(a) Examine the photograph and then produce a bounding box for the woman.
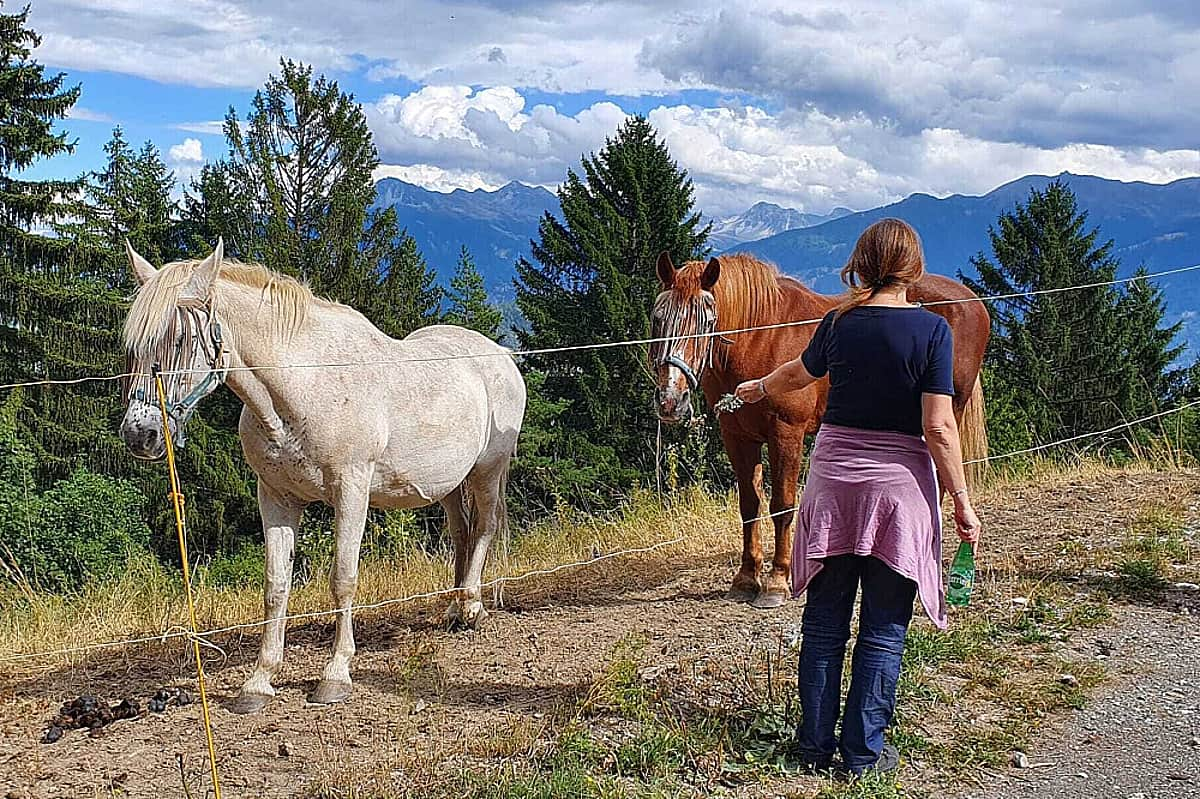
[734,218,981,776]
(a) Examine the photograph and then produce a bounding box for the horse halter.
[649,292,718,392]
[124,301,227,429]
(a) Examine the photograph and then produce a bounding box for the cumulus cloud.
[366,85,627,187]
[166,138,205,191]
[372,164,503,193]
[370,85,1200,216]
[168,138,204,163]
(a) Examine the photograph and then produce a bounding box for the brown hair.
[835,218,926,318]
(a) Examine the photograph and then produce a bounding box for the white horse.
[118,240,526,714]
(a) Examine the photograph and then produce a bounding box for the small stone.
[41,726,63,744]
[1060,674,1080,687]
[278,741,292,758]
[1011,596,1029,606]
[1010,751,1030,768]
[412,699,427,714]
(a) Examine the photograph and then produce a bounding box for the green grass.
[1102,502,1194,598]
[812,772,911,799]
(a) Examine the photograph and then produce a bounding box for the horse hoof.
[226,691,271,715]
[308,680,353,706]
[725,585,759,603]
[751,591,788,610]
[444,601,488,631]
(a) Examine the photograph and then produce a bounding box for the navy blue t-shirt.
[801,306,955,437]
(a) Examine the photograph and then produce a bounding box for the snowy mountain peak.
[708,203,851,251]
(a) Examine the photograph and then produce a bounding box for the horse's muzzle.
[654,387,693,425]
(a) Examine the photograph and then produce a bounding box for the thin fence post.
[152,366,222,799]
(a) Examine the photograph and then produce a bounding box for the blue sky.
[25,0,1200,217]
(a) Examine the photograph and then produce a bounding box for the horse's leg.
[755,427,803,610]
[440,484,472,627]
[310,469,372,705]
[452,463,508,629]
[723,431,765,603]
[230,485,303,714]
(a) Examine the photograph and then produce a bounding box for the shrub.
[0,467,151,592]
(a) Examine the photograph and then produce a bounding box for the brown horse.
[650,252,989,609]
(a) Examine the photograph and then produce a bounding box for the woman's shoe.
[841,743,900,778]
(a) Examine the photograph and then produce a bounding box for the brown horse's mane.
[679,253,788,333]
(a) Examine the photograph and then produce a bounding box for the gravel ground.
[967,604,1200,799]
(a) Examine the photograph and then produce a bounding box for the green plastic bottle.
[946,541,975,607]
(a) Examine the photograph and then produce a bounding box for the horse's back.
[399,323,526,447]
[909,274,990,400]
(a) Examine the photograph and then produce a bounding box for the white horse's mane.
[123,259,324,357]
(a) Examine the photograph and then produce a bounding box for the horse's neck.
[215,283,327,424]
[713,277,835,381]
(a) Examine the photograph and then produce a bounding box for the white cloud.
[28,1,1200,153]
[168,138,204,164]
[372,164,503,194]
[173,121,225,136]
[640,2,1200,151]
[371,85,1200,217]
[366,85,627,187]
[166,138,206,192]
[65,106,113,123]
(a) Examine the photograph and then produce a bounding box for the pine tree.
[58,129,185,287]
[0,6,127,482]
[965,181,1183,447]
[180,162,253,257]
[220,59,377,298]
[1119,268,1185,407]
[0,5,81,270]
[446,246,502,339]
[514,116,708,504]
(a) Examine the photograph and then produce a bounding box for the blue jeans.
[796,554,917,773]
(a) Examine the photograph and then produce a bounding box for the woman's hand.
[953,495,981,543]
[734,378,768,404]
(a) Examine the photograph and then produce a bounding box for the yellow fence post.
[152,367,222,799]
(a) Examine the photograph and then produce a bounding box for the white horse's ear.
[126,240,157,285]
[181,238,224,301]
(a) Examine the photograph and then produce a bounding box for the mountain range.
[724,172,1200,350]
[374,172,1200,351]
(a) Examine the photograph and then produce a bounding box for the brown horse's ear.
[700,257,721,290]
[656,251,676,287]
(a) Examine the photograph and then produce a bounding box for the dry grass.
[0,487,737,681]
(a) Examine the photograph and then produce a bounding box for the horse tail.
[960,375,989,488]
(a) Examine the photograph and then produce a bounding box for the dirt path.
[967,604,1200,799]
[2,468,1198,798]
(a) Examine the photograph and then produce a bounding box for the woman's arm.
[922,393,981,543]
[734,357,819,404]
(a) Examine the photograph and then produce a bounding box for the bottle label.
[948,572,971,591]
